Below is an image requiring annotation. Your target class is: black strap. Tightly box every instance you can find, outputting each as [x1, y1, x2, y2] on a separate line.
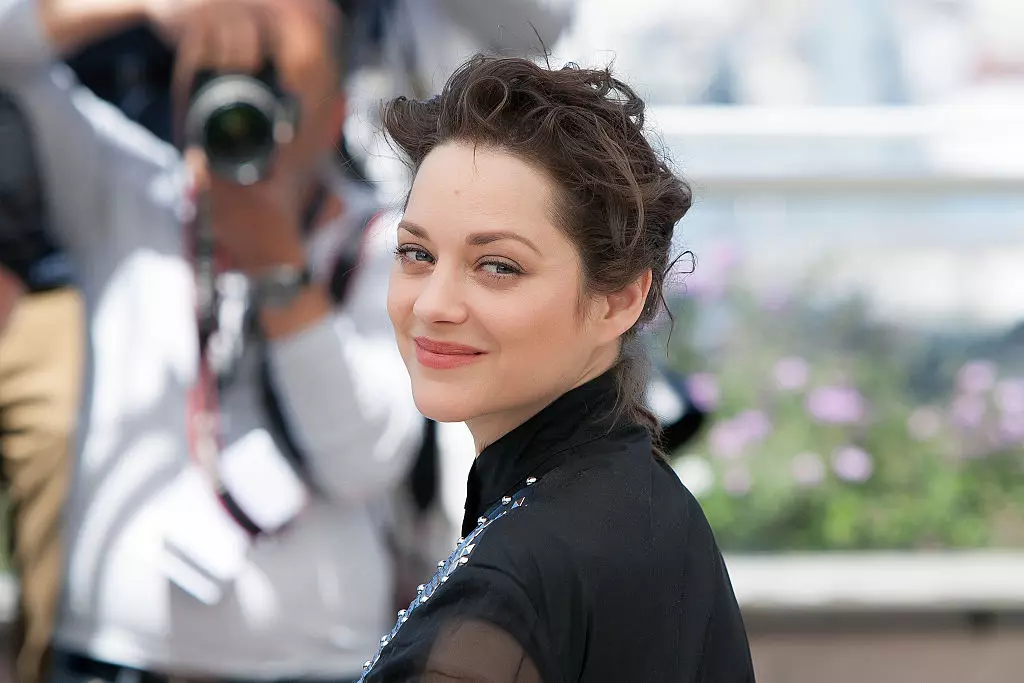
[216, 486, 264, 537]
[408, 420, 438, 512]
[254, 200, 376, 495]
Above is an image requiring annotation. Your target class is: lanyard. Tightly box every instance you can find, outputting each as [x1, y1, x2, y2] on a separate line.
[184, 181, 331, 536]
[187, 188, 222, 476]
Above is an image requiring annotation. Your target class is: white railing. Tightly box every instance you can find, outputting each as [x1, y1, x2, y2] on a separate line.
[726, 551, 1024, 615]
[647, 104, 1024, 195]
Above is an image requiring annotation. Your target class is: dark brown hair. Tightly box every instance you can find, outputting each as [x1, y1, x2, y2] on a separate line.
[381, 55, 693, 446]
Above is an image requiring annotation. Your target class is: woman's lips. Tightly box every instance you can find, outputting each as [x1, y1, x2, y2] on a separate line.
[413, 337, 487, 370]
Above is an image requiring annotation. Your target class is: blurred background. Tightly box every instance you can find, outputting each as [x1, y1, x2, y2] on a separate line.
[3, 0, 1024, 681]
[321, 0, 1024, 680]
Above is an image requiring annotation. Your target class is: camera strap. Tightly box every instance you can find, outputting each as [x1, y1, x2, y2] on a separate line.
[186, 180, 335, 536]
[185, 188, 262, 536]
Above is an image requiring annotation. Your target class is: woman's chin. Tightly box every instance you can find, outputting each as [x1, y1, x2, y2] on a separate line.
[412, 392, 473, 424]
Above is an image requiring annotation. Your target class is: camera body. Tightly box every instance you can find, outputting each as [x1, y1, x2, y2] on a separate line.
[184, 64, 300, 185]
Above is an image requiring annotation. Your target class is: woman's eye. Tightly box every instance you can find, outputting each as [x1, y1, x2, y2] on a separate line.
[480, 261, 522, 277]
[395, 245, 434, 264]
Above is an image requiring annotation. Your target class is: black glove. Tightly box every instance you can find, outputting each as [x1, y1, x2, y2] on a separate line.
[0, 91, 68, 290]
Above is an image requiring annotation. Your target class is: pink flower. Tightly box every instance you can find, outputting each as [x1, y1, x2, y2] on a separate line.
[806, 386, 866, 425]
[707, 410, 773, 459]
[708, 421, 746, 459]
[686, 373, 720, 411]
[831, 446, 873, 483]
[995, 378, 1024, 415]
[734, 409, 773, 441]
[998, 414, 1024, 446]
[773, 356, 810, 392]
[951, 394, 986, 429]
[957, 360, 997, 395]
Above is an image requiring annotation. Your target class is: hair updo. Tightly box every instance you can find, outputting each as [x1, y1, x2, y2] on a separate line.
[381, 55, 693, 444]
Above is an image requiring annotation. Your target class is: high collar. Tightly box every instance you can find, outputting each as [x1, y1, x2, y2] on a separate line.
[461, 369, 628, 536]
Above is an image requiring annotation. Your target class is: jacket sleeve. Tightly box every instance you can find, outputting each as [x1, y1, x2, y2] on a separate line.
[0, 0, 182, 256]
[264, 212, 424, 502]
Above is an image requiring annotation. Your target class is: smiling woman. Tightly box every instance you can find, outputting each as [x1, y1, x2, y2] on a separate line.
[363, 55, 754, 682]
[388, 143, 612, 443]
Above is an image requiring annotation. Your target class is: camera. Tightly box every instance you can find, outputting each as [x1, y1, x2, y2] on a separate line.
[184, 64, 300, 185]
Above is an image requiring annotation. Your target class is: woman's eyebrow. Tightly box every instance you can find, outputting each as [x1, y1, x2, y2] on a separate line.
[399, 221, 541, 256]
[397, 220, 428, 239]
[466, 231, 540, 255]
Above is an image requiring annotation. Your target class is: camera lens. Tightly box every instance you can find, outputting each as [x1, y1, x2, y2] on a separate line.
[203, 102, 274, 163]
[185, 68, 299, 185]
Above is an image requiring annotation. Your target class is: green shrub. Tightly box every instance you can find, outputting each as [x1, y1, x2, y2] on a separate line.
[665, 257, 1024, 551]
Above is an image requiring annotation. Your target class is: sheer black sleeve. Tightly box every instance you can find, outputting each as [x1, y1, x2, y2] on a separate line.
[362, 511, 586, 683]
[363, 560, 555, 683]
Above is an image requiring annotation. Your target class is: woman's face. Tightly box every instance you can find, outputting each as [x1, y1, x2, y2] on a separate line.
[387, 142, 623, 447]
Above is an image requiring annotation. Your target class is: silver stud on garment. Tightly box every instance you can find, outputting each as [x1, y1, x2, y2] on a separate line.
[438, 560, 446, 569]
[501, 495, 512, 505]
[458, 556, 470, 565]
[416, 584, 425, 594]
[398, 609, 407, 619]
[380, 635, 389, 645]
[477, 516, 488, 526]
[526, 476, 537, 486]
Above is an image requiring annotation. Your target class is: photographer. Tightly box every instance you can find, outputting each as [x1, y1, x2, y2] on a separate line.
[0, 0, 422, 681]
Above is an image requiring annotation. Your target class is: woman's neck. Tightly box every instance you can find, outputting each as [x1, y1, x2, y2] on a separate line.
[466, 356, 619, 455]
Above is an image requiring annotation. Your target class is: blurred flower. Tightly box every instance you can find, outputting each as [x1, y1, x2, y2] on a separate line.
[791, 452, 826, 487]
[708, 420, 746, 459]
[957, 360, 997, 395]
[686, 373, 720, 411]
[998, 414, 1024, 447]
[805, 386, 866, 425]
[712, 240, 741, 273]
[773, 356, 810, 392]
[682, 265, 727, 300]
[723, 464, 751, 496]
[758, 287, 791, 313]
[734, 409, 773, 441]
[951, 394, 986, 429]
[707, 409, 773, 459]
[907, 406, 942, 441]
[995, 378, 1024, 415]
[672, 455, 715, 498]
[680, 241, 742, 301]
[831, 446, 873, 483]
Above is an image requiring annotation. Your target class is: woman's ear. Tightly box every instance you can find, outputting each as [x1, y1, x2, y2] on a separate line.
[598, 269, 653, 341]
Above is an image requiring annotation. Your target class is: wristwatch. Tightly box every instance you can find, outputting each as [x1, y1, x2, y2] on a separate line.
[251, 264, 313, 309]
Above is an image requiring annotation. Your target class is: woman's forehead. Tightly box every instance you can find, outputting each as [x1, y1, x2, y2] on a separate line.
[407, 144, 558, 232]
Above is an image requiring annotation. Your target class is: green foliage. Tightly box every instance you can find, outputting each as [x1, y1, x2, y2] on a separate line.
[666, 270, 1024, 552]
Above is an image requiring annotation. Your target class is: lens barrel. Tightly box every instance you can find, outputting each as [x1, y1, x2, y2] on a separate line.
[184, 67, 299, 185]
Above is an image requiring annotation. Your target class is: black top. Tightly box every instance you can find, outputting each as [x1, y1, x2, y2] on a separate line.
[361, 371, 754, 683]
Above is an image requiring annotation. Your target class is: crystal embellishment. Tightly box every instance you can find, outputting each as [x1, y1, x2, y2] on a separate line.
[358, 480, 537, 679]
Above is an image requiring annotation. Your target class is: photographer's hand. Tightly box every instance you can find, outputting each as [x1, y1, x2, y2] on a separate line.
[176, 0, 343, 339]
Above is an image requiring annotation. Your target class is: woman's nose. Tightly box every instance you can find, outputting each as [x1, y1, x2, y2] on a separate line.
[412, 266, 469, 325]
